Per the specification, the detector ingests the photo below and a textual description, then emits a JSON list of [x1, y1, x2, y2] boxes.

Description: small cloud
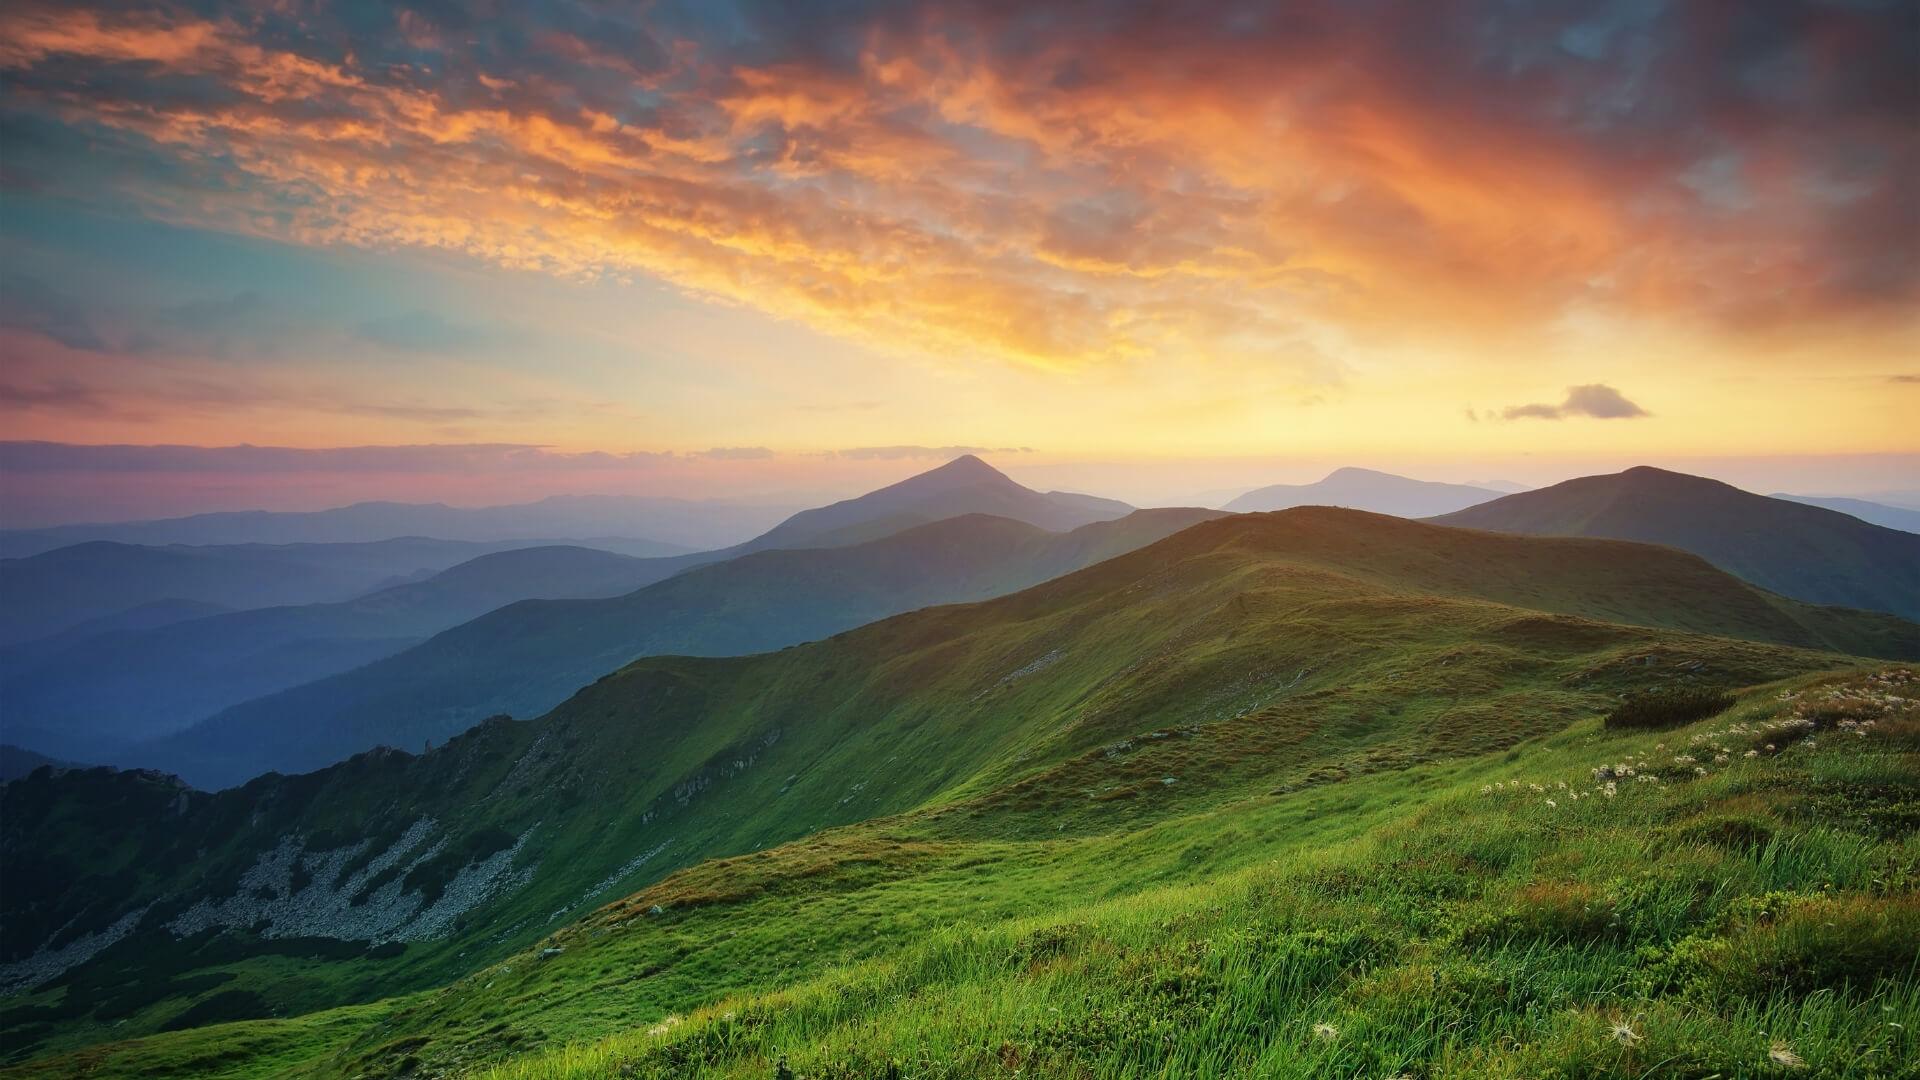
[[0, 377, 122, 416], [355, 310, 484, 353], [1501, 383, 1649, 421], [1503, 402, 1566, 420], [1561, 384, 1650, 418], [836, 445, 1035, 460], [1890, 374, 1920, 384], [695, 446, 774, 460]]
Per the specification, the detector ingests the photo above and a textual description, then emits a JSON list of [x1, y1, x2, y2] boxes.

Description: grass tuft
[[1605, 686, 1736, 730]]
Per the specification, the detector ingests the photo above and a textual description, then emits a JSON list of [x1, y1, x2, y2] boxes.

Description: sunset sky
[[1, 0, 1915, 522]]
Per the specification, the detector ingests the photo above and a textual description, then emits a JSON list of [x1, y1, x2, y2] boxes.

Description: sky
[[0, 0, 1915, 523]]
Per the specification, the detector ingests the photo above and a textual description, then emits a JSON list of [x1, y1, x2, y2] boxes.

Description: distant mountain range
[[0, 545, 699, 752], [1771, 494, 1920, 534], [10, 456, 1917, 798], [1224, 467, 1504, 517], [5, 504, 1908, 1065], [1433, 467, 1920, 620], [0, 449, 1136, 760], [129, 507, 1212, 789], [0, 536, 654, 647], [0, 494, 772, 558]]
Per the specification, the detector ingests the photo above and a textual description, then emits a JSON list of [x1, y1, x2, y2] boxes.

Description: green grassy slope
[[2, 509, 1911, 1075], [406, 666, 1920, 1080], [134, 510, 1220, 789], [1433, 466, 1920, 621]]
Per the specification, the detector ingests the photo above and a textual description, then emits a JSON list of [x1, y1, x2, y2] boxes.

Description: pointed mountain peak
[[931, 453, 999, 477], [897, 453, 1015, 491]]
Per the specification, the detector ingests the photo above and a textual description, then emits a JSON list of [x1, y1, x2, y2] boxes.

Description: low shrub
[[1647, 892, 1920, 999], [1672, 814, 1776, 854], [1604, 688, 1735, 731]]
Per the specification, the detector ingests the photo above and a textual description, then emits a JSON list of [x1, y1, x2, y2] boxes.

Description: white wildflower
[[647, 1015, 684, 1037]]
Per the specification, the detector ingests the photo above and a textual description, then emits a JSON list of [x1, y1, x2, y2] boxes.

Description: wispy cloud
[[1501, 384, 1650, 421], [835, 445, 1035, 460], [0, 377, 120, 416]]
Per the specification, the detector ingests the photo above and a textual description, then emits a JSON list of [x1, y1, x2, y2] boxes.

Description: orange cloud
[[1, 0, 1911, 383]]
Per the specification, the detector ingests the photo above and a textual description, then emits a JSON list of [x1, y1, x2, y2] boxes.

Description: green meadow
[[5, 513, 1917, 1078]]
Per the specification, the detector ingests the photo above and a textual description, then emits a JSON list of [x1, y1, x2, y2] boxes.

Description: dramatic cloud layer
[[3, 0, 1913, 378], [0, 0, 1913, 522]]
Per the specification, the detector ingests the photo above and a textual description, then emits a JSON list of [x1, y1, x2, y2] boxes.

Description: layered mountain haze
[[131, 508, 1212, 788], [0, 599, 234, 675], [0, 545, 702, 757], [2, 508, 1910, 1075], [0, 537, 587, 647], [1771, 494, 1920, 535], [0, 494, 763, 558], [1225, 468, 1504, 517], [0, 456, 1135, 779], [1433, 467, 1920, 621]]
